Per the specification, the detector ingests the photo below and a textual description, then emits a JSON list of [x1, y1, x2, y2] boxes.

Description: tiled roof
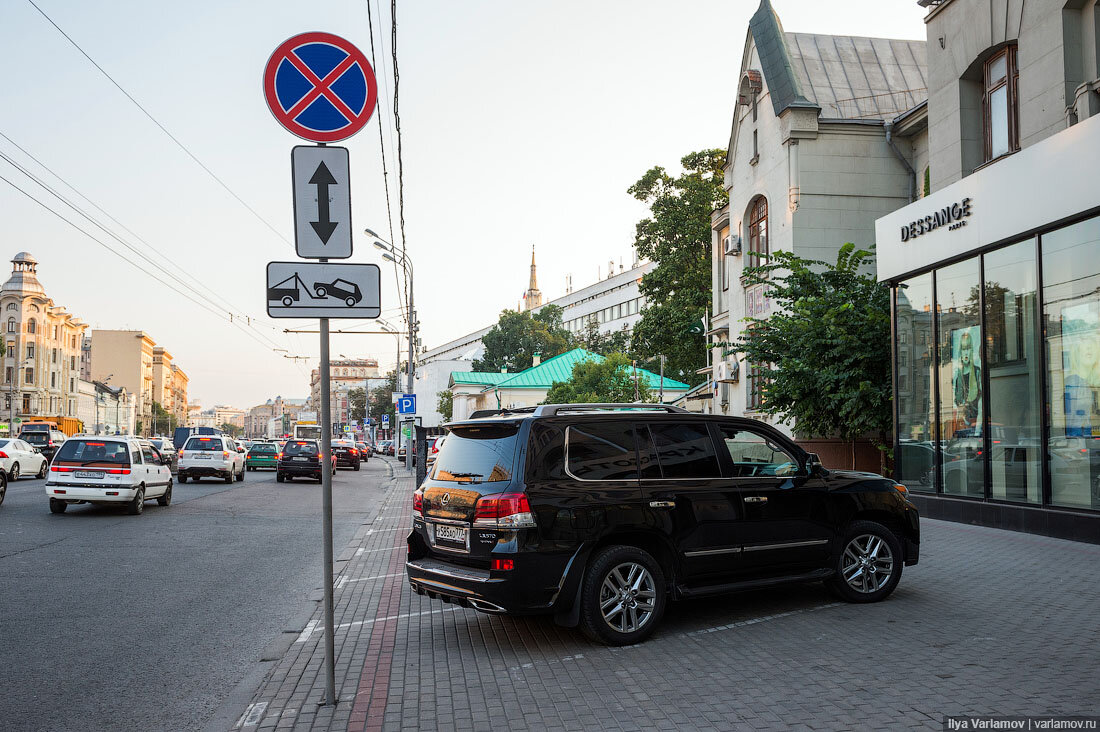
[[484, 348, 690, 391]]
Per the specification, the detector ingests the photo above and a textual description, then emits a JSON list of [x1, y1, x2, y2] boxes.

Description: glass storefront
[[893, 213, 1100, 512]]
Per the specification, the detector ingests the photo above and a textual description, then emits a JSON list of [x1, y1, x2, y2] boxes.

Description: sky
[[0, 0, 927, 408]]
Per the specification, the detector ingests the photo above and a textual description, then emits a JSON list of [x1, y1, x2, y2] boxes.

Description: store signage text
[[900, 198, 972, 242]]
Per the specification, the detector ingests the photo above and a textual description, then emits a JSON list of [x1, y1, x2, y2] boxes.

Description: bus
[[293, 423, 322, 440]]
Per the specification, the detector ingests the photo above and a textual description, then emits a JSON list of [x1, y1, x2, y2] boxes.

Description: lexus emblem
[[440, 493, 450, 505]]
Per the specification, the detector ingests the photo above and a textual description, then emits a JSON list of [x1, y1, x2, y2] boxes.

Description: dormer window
[[983, 45, 1019, 162]]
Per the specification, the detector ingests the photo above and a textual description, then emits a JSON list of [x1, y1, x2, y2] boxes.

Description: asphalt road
[[0, 456, 393, 732]]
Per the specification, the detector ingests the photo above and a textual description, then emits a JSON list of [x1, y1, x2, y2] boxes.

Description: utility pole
[[658, 355, 667, 403]]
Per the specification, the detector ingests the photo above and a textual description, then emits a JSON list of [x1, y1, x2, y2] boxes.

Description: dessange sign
[[900, 198, 973, 241]]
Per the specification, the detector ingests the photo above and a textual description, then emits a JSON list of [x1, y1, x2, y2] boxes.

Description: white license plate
[[195, 454, 211, 459], [75, 471, 102, 479], [293, 456, 308, 461], [434, 524, 467, 545]]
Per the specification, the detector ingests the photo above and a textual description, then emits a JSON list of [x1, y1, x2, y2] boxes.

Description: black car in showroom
[[407, 404, 920, 645], [276, 439, 334, 483], [332, 439, 361, 470]]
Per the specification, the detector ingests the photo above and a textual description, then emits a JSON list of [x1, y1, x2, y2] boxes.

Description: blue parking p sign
[[381, 414, 389, 426], [397, 394, 416, 415]]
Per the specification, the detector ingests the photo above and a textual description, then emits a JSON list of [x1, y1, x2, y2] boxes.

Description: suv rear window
[[283, 441, 318, 456], [54, 440, 130, 465], [430, 424, 518, 483], [22, 433, 49, 444], [184, 437, 223, 451], [566, 422, 638, 481]]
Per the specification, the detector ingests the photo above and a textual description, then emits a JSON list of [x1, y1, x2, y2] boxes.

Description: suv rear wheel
[[579, 545, 666, 646], [825, 520, 903, 603]]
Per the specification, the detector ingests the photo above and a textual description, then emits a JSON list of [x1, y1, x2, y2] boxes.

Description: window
[[25, 344, 33, 359], [3, 367, 9, 384], [70, 356, 75, 369], [430, 423, 518, 483], [52, 325, 58, 340], [51, 372, 56, 388], [141, 444, 156, 463], [1042, 216, 1100, 509], [752, 129, 758, 159], [895, 275, 934, 486], [983, 45, 1018, 162], [748, 364, 767, 410], [27, 319, 35, 334], [566, 422, 638, 480], [24, 368, 32, 384], [719, 425, 797, 477], [52, 348, 57, 363], [22, 394, 30, 413], [747, 197, 768, 263], [6, 319, 15, 333], [4, 303, 14, 311], [648, 423, 721, 479]]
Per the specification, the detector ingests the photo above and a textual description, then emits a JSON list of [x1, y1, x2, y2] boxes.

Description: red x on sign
[[263, 32, 378, 143]]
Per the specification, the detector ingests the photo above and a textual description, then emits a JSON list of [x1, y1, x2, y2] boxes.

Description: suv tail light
[[474, 492, 536, 529], [412, 489, 423, 518]]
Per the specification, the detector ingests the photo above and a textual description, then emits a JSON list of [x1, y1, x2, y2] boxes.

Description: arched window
[[27, 319, 36, 334], [6, 319, 15, 333], [5, 303, 16, 311], [747, 197, 768, 262]]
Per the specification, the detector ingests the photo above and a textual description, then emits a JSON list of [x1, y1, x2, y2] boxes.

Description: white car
[[177, 434, 245, 484], [0, 438, 48, 480], [45, 435, 173, 515]]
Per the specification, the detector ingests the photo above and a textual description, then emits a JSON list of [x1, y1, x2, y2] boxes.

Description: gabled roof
[[483, 348, 690, 392], [745, 0, 926, 120]]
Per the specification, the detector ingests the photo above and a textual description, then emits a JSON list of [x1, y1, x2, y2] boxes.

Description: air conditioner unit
[[723, 235, 742, 256], [716, 359, 739, 383]]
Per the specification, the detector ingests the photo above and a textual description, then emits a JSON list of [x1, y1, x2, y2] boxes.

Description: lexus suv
[[407, 404, 920, 645]]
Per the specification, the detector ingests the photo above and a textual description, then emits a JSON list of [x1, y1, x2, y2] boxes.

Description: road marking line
[[355, 546, 402, 556], [366, 527, 408, 534], [293, 619, 319, 643], [296, 607, 463, 639], [341, 571, 404, 586], [234, 701, 267, 728], [678, 602, 843, 638]]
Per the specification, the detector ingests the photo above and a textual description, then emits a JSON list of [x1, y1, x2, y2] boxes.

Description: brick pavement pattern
[[234, 463, 1100, 731]]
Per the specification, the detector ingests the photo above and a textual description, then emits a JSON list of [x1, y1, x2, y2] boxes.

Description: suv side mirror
[[805, 453, 828, 477]]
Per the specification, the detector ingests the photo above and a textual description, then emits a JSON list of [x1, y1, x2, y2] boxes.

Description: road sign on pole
[[266, 262, 381, 318], [397, 394, 417, 415], [381, 414, 389, 427], [292, 146, 352, 258], [263, 32, 378, 143]]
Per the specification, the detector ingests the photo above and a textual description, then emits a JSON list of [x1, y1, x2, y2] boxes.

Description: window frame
[[982, 44, 1019, 163], [747, 197, 769, 263]]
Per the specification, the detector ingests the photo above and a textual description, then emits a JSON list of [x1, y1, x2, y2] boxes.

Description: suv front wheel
[[825, 520, 903, 603], [579, 545, 666, 646]]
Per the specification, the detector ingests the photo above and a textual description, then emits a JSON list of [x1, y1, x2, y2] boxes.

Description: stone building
[[90, 330, 157, 435], [0, 252, 88, 434], [309, 359, 380, 427]]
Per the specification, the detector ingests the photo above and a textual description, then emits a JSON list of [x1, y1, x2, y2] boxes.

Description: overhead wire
[[390, 0, 411, 304], [24, 0, 292, 247]]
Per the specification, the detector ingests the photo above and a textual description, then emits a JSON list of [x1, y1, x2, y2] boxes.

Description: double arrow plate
[[292, 145, 352, 259]]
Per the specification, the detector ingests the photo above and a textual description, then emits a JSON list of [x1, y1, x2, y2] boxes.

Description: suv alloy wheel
[[825, 520, 903, 603], [579, 545, 667, 646]]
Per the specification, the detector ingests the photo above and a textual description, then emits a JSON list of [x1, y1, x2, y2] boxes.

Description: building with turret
[[520, 246, 543, 311]]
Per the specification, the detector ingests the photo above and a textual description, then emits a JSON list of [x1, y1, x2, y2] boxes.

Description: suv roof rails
[[466, 407, 538, 420], [535, 403, 690, 417]]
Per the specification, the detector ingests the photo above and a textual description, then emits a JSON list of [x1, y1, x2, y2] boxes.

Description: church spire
[[523, 245, 543, 311]]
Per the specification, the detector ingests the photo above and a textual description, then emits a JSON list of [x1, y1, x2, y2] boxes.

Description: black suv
[[332, 440, 361, 470], [406, 404, 920, 645], [276, 439, 334, 483]]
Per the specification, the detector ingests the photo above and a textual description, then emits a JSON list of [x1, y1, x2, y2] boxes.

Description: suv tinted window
[[184, 437, 223, 451], [566, 422, 638, 481], [54, 440, 130, 465], [22, 433, 48, 445], [719, 425, 798, 477], [431, 423, 518, 484], [283, 441, 318, 457], [649, 423, 720, 479]]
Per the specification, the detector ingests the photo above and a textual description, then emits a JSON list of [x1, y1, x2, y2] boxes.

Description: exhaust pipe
[[468, 598, 506, 613]]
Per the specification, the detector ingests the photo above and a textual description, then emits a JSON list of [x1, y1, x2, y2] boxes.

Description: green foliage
[[348, 388, 366, 421], [573, 319, 633, 357], [735, 243, 891, 443], [368, 371, 399, 427], [628, 149, 727, 386], [472, 305, 571, 372], [219, 422, 243, 437], [923, 166, 931, 197], [543, 353, 652, 404], [151, 401, 179, 434], [436, 390, 453, 421]]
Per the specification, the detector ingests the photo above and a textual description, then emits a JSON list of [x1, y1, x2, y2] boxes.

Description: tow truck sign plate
[[266, 261, 381, 318]]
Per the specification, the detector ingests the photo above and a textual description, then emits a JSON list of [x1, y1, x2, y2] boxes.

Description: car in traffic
[[332, 439, 361, 470], [177, 435, 245, 484], [246, 442, 279, 471], [377, 440, 393, 456], [0, 467, 8, 508], [45, 435, 173, 515], [425, 435, 445, 471], [148, 437, 178, 472], [19, 428, 67, 462], [0, 438, 48, 480], [406, 403, 921, 645], [356, 441, 372, 461], [276, 439, 335, 483]]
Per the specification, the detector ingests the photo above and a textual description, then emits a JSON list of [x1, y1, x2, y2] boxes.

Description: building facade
[[710, 0, 928, 435], [877, 0, 1100, 542], [0, 252, 88, 435], [89, 330, 157, 435], [309, 359, 380, 429], [151, 346, 189, 430], [76, 379, 135, 435]]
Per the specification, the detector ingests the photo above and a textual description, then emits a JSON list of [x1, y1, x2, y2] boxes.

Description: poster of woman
[[951, 326, 982, 433], [1061, 302, 1100, 437]]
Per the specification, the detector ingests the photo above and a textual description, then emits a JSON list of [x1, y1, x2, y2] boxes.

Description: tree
[[368, 370, 399, 427], [543, 353, 652, 404], [628, 149, 728, 386], [436, 390, 453, 421], [735, 243, 892, 449], [220, 422, 243, 437], [472, 305, 571, 373], [151, 401, 179, 435], [348, 388, 366, 421], [573, 319, 633, 357]]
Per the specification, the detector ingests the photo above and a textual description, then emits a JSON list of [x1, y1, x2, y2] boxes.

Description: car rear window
[[22, 433, 48, 444], [566, 422, 638, 481], [184, 437, 223, 451], [283, 441, 318, 456], [430, 424, 518, 484], [54, 440, 130, 465], [250, 444, 277, 454]]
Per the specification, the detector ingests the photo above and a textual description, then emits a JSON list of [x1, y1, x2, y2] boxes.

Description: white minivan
[[177, 434, 245, 484], [45, 435, 173, 515]]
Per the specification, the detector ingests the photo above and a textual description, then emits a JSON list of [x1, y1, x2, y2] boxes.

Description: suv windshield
[[54, 440, 130, 465], [283, 441, 318, 457], [184, 437, 223, 451], [430, 424, 519, 484]]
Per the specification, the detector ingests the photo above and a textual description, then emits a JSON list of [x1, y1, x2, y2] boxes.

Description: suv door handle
[[744, 496, 768, 503], [649, 500, 675, 509]]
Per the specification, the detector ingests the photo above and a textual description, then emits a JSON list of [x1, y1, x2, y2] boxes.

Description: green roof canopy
[[480, 348, 690, 391]]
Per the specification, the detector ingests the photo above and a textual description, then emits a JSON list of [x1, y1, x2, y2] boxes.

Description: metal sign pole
[[320, 316, 337, 705]]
